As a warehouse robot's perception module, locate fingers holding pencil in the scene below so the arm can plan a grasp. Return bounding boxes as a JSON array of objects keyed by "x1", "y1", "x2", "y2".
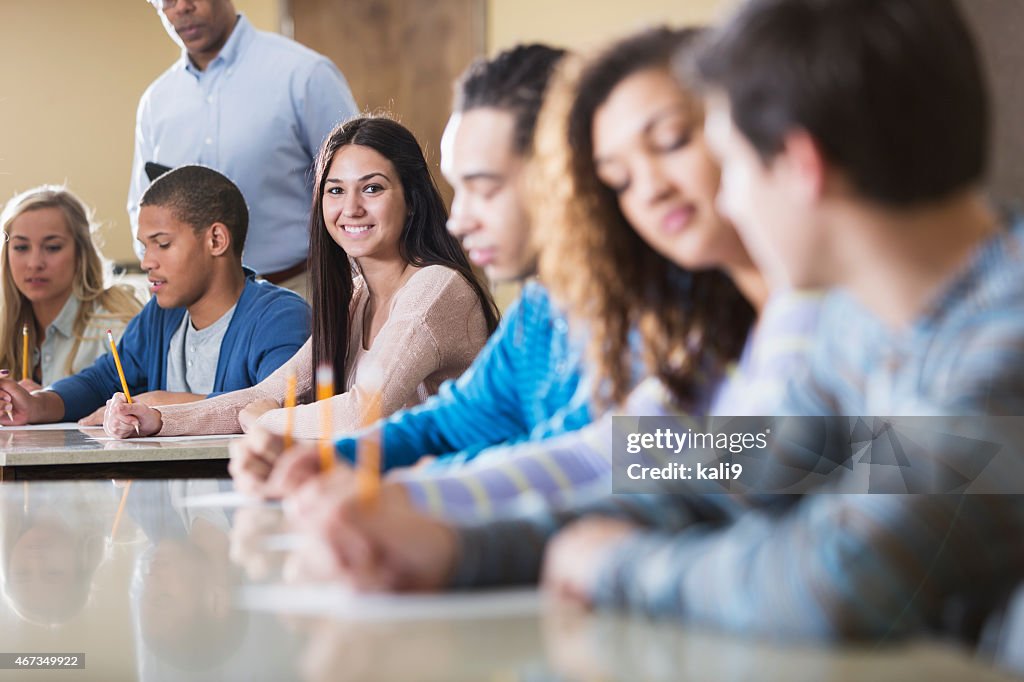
[
  {"x1": 103, "y1": 393, "x2": 162, "y2": 439},
  {"x1": 0, "y1": 369, "x2": 34, "y2": 425},
  {"x1": 105, "y1": 330, "x2": 139, "y2": 435}
]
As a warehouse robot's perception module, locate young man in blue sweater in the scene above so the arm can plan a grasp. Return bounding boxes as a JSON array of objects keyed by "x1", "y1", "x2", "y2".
[
  {"x1": 230, "y1": 45, "x2": 588, "y2": 494},
  {"x1": 0, "y1": 165, "x2": 310, "y2": 425}
]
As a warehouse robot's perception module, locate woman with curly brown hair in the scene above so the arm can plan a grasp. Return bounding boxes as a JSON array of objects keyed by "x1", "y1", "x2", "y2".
[{"x1": 537, "y1": 27, "x2": 759, "y2": 414}]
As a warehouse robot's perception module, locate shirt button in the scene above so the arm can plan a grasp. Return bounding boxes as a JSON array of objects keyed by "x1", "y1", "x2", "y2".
[
  {"x1": 205, "y1": 137, "x2": 213, "y2": 145},
  {"x1": 187, "y1": 360, "x2": 193, "y2": 367},
  {"x1": 206, "y1": 95, "x2": 213, "y2": 104},
  {"x1": 44, "y1": 355, "x2": 52, "y2": 363},
  {"x1": 190, "y1": 346, "x2": 196, "y2": 352}
]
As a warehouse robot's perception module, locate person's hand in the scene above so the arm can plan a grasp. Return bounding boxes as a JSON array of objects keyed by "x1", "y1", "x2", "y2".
[
  {"x1": 238, "y1": 398, "x2": 280, "y2": 433},
  {"x1": 285, "y1": 476, "x2": 458, "y2": 592},
  {"x1": 17, "y1": 378, "x2": 42, "y2": 392},
  {"x1": 541, "y1": 518, "x2": 640, "y2": 607},
  {"x1": 102, "y1": 393, "x2": 163, "y2": 438},
  {"x1": 82, "y1": 390, "x2": 169, "y2": 425},
  {"x1": 0, "y1": 369, "x2": 39, "y2": 425},
  {"x1": 229, "y1": 506, "x2": 289, "y2": 581},
  {"x1": 263, "y1": 441, "x2": 332, "y2": 496},
  {"x1": 228, "y1": 425, "x2": 320, "y2": 498}
]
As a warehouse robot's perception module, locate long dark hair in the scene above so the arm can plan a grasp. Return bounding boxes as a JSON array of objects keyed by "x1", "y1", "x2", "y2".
[
  {"x1": 537, "y1": 27, "x2": 756, "y2": 408},
  {"x1": 308, "y1": 115, "x2": 499, "y2": 392}
]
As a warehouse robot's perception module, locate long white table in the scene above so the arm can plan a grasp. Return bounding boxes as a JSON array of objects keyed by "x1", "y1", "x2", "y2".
[
  {"x1": 0, "y1": 479, "x2": 1019, "y2": 681},
  {"x1": 0, "y1": 424, "x2": 236, "y2": 480}
]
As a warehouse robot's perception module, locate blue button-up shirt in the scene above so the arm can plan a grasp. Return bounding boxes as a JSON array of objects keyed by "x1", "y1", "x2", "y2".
[{"x1": 128, "y1": 15, "x2": 358, "y2": 274}]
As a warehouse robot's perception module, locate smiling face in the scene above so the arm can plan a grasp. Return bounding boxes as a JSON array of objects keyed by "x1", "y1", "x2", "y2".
[
  {"x1": 591, "y1": 67, "x2": 747, "y2": 273},
  {"x1": 321, "y1": 144, "x2": 409, "y2": 264},
  {"x1": 441, "y1": 109, "x2": 535, "y2": 282},
  {"x1": 137, "y1": 205, "x2": 215, "y2": 309},
  {"x1": 5, "y1": 207, "x2": 77, "y2": 311}
]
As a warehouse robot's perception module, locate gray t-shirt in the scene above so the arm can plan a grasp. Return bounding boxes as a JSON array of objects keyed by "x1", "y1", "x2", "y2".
[{"x1": 165, "y1": 305, "x2": 236, "y2": 395}]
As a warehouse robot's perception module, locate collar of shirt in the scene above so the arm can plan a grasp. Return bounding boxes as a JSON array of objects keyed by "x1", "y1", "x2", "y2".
[
  {"x1": 178, "y1": 13, "x2": 253, "y2": 79},
  {"x1": 48, "y1": 294, "x2": 81, "y2": 340},
  {"x1": 915, "y1": 206, "x2": 1024, "y2": 334}
]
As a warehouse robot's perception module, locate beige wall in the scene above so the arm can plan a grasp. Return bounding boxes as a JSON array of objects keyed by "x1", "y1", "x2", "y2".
[
  {"x1": 487, "y1": 0, "x2": 729, "y2": 54},
  {"x1": 0, "y1": 0, "x2": 723, "y2": 266},
  {"x1": 0, "y1": 0, "x2": 281, "y2": 266}
]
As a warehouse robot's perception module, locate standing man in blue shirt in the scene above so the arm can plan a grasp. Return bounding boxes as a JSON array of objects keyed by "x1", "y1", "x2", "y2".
[{"x1": 128, "y1": 0, "x2": 358, "y2": 299}]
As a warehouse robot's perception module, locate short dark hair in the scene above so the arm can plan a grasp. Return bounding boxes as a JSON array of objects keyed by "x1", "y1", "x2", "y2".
[
  {"x1": 140, "y1": 165, "x2": 249, "y2": 256},
  {"x1": 454, "y1": 44, "x2": 567, "y2": 154},
  {"x1": 695, "y1": 0, "x2": 990, "y2": 206}
]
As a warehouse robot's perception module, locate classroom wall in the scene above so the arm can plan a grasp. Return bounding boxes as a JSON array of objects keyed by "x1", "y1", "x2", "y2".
[
  {"x1": 0, "y1": 0, "x2": 281, "y2": 266},
  {"x1": 0, "y1": 0, "x2": 725, "y2": 269},
  {"x1": 4, "y1": 0, "x2": 1018, "y2": 270},
  {"x1": 486, "y1": 0, "x2": 729, "y2": 54}
]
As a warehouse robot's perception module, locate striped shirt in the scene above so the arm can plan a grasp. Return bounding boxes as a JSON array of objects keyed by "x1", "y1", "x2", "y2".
[
  {"x1": 451, "y1": 211, "x2": 1024, "y2": 641},
  {"x1": 334, "y1": 282, "x2": 590, "y2": 471},
  {"x1": 396, "y1": 291, "x2": 821, "y2": 519}
]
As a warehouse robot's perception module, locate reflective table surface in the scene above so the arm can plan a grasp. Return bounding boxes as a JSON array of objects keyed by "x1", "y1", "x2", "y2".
[
  {"x1": 0, "y1": 426, "x2": 234, "y2": 480},
  {"x1": 0, "y1": 480, "x2": 1019, "y2": 681}
]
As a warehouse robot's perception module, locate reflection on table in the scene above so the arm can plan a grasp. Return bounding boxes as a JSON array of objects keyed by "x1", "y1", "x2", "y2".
[{"x1": 0, "y1": 480, "x2": 1019, "y2": 681}]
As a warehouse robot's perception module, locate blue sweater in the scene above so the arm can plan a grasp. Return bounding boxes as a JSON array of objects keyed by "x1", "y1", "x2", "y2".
[
  {"x1": 335, "y1": 282, "x2": 590, "y2": 470},
  {"x1": 51, "y1": 274, "x2": 311, "y2": 421}
]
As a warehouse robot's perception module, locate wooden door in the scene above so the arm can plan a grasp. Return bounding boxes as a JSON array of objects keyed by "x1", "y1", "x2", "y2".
[{"x1": 288, "y1": 0, "x2": 487, "y2": 203}]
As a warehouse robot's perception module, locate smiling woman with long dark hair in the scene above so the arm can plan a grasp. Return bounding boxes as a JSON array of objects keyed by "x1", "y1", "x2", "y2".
[{"x1": 107, "y1": 115, "x2": 498, "y2": 441}]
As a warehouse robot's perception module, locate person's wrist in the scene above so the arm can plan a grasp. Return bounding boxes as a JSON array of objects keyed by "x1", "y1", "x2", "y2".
[
  {"x1": 39, "y1": 391, "x2": 62, "y2": 423},
  {"x1": 434, "y1": 522, "x2": 461, "y2": 589}
]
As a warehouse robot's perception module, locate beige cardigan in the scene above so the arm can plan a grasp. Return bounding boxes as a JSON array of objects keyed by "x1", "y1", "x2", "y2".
[{"x1": 155, "y1": 265, "x2": 490, "y2": 438}]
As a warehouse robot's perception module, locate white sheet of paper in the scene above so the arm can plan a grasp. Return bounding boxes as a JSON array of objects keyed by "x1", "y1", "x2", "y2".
[
  {"x1": 90, "y1": 433, "x2": 242, "y2": 443},
  {"x1": 261, "y1": 533, "x2": 302, "y2": 551},
  {"x1": 236, "y1": 585, "x2": 542, "y2": 622},
  {"x1": 179, "y1": 490, "x2": 279, "y2": 508},
  {"x1": 0, "y1": 422, "x2": 92, "y2": 430}
]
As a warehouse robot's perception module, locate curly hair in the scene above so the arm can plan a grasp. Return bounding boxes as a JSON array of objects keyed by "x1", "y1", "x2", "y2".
[{"x1": 536, "y1": 27, "x2": 756, "y2": 409}]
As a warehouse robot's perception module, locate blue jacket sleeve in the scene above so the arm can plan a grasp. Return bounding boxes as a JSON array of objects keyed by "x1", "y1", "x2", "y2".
[
  {"x1": 51, "y1": 315, "x2": 151, "y2": 421},
  {"x1": 249, "y1": 294, "x2": 311, "y2": 384},
  {"x1": 335, "y1": 294, "x2": 532, "y2": 469}
]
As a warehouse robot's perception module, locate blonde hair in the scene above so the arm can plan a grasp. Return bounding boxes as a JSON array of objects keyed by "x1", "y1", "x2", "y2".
[{"x1": 0, "y1": 185, "x2": 142, "y2": 378}]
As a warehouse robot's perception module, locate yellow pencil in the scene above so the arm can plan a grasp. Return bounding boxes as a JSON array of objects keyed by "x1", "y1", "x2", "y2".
[
  {"x1": 110, "y1": 480, "x2": 132, "y2": 541},
  {"x1": 283, "y1": 367, "x2": 297, "y2": 450},
  {"x1": 107, "y1": 330, "x2": 139, "y2": 435},
  {"x1": 357, "y1": 386, "x2": 383, "y2": 507},
  {"x1": 355, "y1": 364, "x2": 384, "y2": 507},
  {"x1": 316, "y1": 365, "x2": 334, "y2": 473},
  {"x1": 21, "y1": 324, "x2": 29, "y2": 382}
]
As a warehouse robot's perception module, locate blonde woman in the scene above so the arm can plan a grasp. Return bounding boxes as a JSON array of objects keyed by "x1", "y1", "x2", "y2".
[{"x1": 0, "y1": 186, "x2": 142, "y2": 390}]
